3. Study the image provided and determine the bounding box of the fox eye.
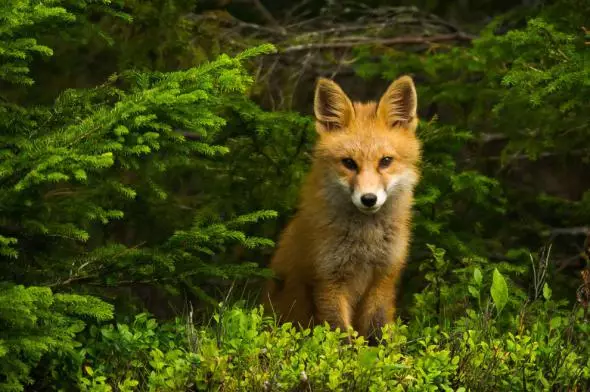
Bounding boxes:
[341,158,358,171]
[379,156,394,169]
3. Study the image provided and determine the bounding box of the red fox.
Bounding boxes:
[262,75,421,342]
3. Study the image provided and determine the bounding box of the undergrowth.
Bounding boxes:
[31,262,590,392]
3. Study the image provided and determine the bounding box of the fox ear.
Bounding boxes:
[314,78,355,132]
[377,75,418,131]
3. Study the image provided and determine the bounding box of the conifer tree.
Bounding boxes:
[0,1,302,388]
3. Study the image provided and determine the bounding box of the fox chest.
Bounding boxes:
[314,223,397,280]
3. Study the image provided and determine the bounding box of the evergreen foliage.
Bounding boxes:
[0,284,112,390]
[0,2,296,389]
[0,0,70,85]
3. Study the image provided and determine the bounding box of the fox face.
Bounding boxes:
[312,76,421,214]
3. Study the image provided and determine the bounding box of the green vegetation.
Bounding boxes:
[70,294,590,391]
[0,0,588,390]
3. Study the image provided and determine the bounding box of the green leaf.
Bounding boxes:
[359,347,379,367]
[542,282,552,300]
[550,316,562,329]
[473,268,483,286]
[491,268,509,313]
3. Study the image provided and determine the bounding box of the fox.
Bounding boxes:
[262,75,422,342]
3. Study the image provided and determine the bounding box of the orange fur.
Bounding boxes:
[262,76,422,341]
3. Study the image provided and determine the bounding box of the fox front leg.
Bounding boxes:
[355,273,397,345]
[313,282,354,339]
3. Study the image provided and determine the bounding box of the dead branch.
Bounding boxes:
[190,3,477,110]
[548,227,590,237]
[479,133,508,143]
[249,0,286,33]
[279,32,474,53]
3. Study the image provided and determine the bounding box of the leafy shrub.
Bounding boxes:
[72,267,590,391]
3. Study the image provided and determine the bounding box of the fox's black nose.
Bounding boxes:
[360,193,377,207]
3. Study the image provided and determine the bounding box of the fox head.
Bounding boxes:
[312,76,421,214]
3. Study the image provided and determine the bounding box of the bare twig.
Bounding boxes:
[530,245,551,300]
[186,11,287,36]
[284,0,314,24]
[279,32,474,54]
[192,4,476,110]
[250,0,286,33]
[555,253,585,273]
[479,133,508,143]
[548,227,590,237]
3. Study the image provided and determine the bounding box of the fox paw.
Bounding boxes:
[367,307,386,346]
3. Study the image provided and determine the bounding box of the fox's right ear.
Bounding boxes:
[314,78,355,133]
[377,75,418,132]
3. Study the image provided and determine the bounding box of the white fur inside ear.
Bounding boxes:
[386,170,418,194]
[314,78,355,131]
[377,76,417,128]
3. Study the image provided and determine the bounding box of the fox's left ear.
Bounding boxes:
[377,75,418,131]
[314,78,355,133]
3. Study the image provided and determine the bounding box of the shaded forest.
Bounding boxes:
[1,0,589,390]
